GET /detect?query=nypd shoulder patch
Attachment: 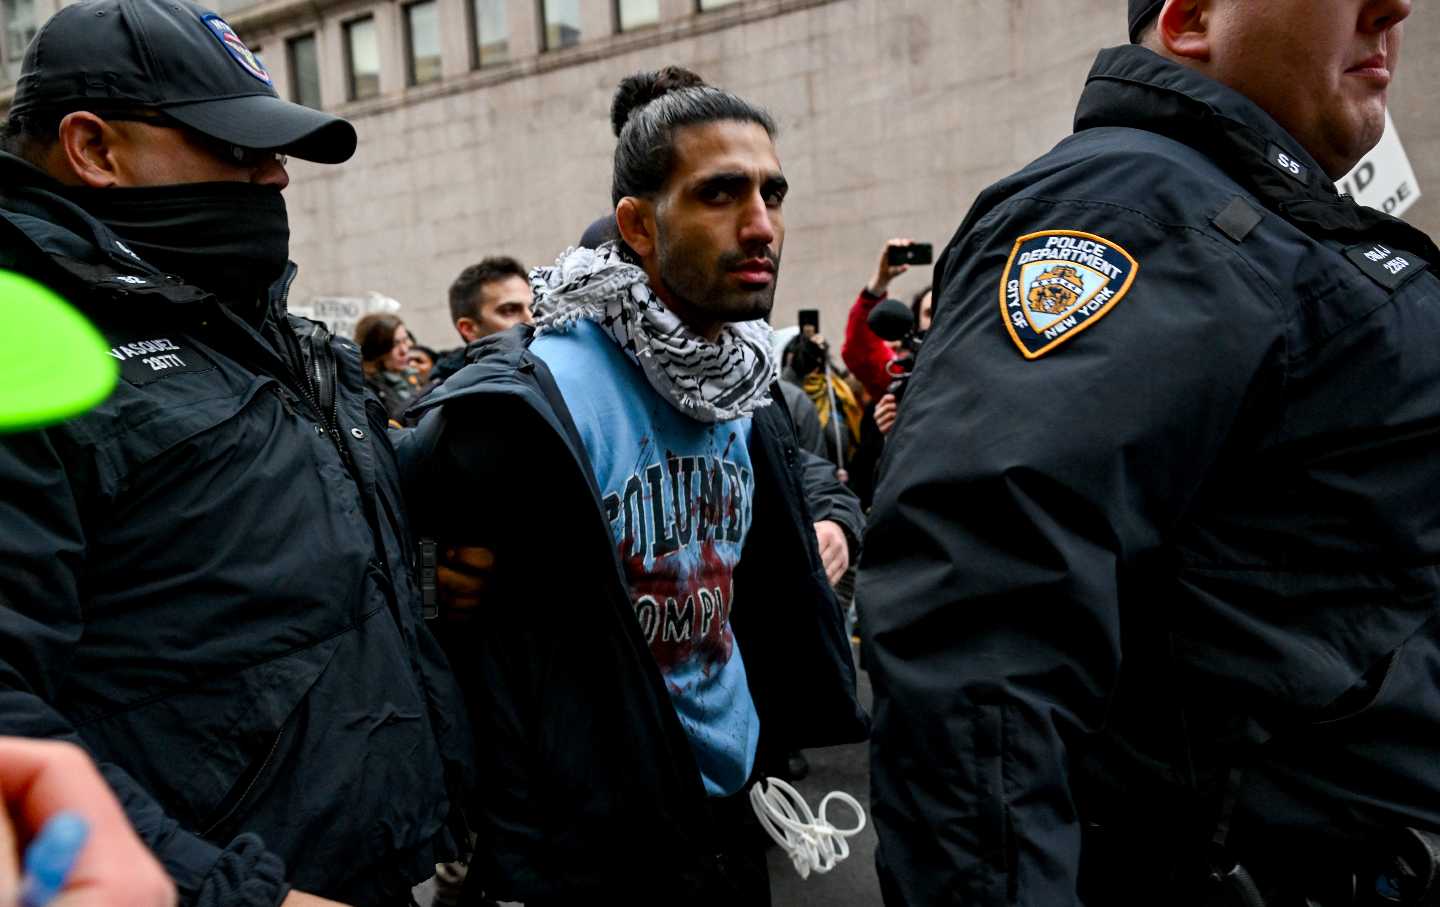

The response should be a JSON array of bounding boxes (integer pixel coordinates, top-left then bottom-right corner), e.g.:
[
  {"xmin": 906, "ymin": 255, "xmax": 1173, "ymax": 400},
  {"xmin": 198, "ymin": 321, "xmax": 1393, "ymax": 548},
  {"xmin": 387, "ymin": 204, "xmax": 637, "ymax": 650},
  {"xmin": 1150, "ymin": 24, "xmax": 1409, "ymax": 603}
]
[
  {"xmin": 999, "ymin": 230, "xmax": 1138, "ymax": 359},
  {"xmin": 201, "ymin": 14, "xmax": 272, "ymax": 86}
]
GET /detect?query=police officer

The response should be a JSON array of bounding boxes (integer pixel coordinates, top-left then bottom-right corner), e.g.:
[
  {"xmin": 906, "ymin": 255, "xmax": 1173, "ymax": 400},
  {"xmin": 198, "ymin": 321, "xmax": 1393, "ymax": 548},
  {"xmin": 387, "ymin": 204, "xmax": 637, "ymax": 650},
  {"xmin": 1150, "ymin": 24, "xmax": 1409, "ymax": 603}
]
[
  {"xmin": 0, "ymin": 2, "xmax": 472, "ymax": 905},
  {"xmin": 859, "ymin": 1, "xmax": 1435, "ymax": 904}
]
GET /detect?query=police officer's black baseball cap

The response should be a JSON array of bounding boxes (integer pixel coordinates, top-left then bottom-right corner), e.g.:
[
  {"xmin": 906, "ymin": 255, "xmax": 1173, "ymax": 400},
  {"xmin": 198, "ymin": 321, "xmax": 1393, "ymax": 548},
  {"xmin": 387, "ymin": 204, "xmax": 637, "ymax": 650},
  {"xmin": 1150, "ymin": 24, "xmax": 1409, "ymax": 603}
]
[
  {"xmin": 1128, "ymin": 0, "xmax": 1165, "ymax": 42},
  {"xmin": 8, "ymin": 0, "xmax": 357, "ymax": 164}
]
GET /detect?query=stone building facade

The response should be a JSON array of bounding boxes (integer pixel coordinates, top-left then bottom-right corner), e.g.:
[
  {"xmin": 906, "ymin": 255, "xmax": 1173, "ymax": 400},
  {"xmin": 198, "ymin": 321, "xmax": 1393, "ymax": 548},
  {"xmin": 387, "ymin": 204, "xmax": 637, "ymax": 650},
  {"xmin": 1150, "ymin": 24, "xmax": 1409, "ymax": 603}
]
[{"xmin": 3, "ymin": 0, "xmax": 1437, "ymax": 346}]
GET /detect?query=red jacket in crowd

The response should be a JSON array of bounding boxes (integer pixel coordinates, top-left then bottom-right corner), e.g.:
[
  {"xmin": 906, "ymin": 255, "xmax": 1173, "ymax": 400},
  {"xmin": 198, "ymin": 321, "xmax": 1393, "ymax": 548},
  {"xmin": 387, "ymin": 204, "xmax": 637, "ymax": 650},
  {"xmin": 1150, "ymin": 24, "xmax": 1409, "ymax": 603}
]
[{"xmin": 842, "ymin": 287, "xmax": 897, "ymax": 402}]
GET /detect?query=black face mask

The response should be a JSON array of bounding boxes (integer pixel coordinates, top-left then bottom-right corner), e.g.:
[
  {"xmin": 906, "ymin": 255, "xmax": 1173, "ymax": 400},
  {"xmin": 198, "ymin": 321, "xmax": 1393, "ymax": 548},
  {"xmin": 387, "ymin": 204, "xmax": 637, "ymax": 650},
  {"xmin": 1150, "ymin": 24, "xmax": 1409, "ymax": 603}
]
[{"xmin": 64, "ymin": 181, "xmax": 290, "ymax": 310}]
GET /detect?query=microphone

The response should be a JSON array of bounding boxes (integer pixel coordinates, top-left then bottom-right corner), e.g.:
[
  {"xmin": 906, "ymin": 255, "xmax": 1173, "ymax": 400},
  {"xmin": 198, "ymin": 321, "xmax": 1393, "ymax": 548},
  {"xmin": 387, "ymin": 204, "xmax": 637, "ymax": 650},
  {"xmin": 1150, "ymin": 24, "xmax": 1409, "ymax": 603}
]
[{"xmin": 866, "ymin": 299, "xmax": 914, "ymax": 342}]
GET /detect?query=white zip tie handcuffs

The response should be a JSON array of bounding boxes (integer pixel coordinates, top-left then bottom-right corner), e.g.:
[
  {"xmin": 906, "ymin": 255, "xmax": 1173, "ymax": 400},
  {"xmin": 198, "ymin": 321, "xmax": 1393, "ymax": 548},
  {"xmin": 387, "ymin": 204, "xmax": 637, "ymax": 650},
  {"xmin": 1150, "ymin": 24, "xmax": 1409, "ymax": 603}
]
[{"xmin": 748, "ymin": 777, "xmax": 867, "ymax": 879}]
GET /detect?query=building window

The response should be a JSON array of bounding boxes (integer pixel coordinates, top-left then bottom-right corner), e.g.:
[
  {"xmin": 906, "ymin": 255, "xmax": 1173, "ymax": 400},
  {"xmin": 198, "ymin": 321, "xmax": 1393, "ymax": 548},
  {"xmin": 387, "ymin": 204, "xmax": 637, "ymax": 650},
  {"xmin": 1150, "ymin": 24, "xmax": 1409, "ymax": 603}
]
[
  {"xmin": 698, "ymin": 0, "xmax": 740, "ymax": 9},
  {"xmin": 405, "ymin": 0, "xmax": 441, "ymax": 86},
  {"xmin": 287, "ymin": 33, "xmax": 321, "ymax": 109},
  {"xmin": 616, "ymin": 0, "xmax": 659, "ymax": 31},
  {"xmin": 471, "ymin": 0, "xmax": 509, "ymax": 67},
  {"xmin": 344, "ymin": 16, "xmax": 380, "ymax": 100},
  {"xmin": 540, "ymin": 0, "xmax": 581, "ymax": 51},
  {"xmin": 1, "ymin": 0, "xmax": 37, "ymax": 83}
]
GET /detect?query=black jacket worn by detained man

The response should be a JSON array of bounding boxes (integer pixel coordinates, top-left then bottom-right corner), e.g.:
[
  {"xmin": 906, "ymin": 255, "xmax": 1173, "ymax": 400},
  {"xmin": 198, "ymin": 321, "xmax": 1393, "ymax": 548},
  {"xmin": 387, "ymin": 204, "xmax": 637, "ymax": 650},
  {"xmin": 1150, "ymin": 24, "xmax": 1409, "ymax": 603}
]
[
  {"xmin": 860, "ymin": 45, "xmax": 1440, "ymax": 906},
  {"xmin": 0, "ymin": 153, "xmax": 474, "ymax": 906},
  {"xmin": 399, "ymin": 326, "xmax": 869, "ymax": 903}
]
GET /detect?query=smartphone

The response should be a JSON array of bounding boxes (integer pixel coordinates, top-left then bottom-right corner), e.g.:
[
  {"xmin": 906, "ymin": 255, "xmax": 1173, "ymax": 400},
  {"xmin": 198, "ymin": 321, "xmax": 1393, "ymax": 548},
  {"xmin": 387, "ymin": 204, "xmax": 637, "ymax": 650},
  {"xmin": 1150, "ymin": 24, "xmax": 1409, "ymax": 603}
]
[
  {"xmin": 798, "ymin": 309, "xmax": 820, "ymax": 336},
  {"xmin": 888, "ymin": 242, "xmax": 934, "ymax": 267}
]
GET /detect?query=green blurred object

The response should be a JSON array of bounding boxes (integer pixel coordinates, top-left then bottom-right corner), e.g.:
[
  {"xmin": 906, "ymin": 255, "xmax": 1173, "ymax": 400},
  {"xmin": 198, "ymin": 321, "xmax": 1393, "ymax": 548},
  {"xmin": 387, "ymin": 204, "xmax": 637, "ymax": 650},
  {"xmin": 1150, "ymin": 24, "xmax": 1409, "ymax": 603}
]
[{"xmin": 0, "ymin": 269, "xmax": 117, "ymax": 432}]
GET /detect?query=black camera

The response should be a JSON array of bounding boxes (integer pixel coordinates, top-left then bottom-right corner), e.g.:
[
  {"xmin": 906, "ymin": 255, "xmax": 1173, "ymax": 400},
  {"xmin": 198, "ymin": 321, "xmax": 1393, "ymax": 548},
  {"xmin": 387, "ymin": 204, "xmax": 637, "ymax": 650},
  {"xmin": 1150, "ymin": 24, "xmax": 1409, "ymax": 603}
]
[
  {"xmin": 884, "ymin": 352, "xmax": 918, "ymax": 401},
  {"xmin": 867, "ymin": 298, "xmax": 923, "ymax": 401}
]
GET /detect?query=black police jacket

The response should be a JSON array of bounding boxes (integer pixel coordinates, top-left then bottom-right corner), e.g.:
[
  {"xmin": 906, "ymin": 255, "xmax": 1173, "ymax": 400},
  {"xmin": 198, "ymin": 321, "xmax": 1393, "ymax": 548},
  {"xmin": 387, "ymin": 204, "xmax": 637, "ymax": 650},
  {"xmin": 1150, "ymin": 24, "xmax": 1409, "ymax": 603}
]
[
  {"xmin": 0, "ymin": 155, "xmax": 473, "ymax": 907},
  {"xmin": 859, "ymin": 46, "xmax": 1440, "ymax": 906},
  {"xmin": 400, "ymin": 326, "xmax": 869, "ymax": 903}
]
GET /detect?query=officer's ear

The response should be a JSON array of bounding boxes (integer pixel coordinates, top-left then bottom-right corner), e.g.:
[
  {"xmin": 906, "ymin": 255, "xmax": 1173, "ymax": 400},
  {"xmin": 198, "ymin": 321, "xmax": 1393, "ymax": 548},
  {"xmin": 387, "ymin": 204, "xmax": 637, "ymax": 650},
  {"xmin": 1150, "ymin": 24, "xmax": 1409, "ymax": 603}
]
[
  {"xmin": 1155, "ymin": 0, "xmax": 1212, "ymax": 63},
  {"xmin": 615, "ymin": 197, "xmax": 658, "ymax": 261},
  {"xmin": 52, "ymin": 111, "xmax": 124, "ymax": 188}
]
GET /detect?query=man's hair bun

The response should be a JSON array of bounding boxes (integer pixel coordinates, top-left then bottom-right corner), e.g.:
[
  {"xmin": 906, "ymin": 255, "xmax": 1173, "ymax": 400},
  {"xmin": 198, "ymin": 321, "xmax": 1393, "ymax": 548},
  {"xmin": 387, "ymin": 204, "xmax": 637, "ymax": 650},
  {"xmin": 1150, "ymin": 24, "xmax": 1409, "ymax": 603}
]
[
  {"xmin": 608, "ymin": 66, "xmax": 774, "ymax": 205},
  {"xmin": 610, "ymin": 66, "xmax": 707, "ymax": 137}
]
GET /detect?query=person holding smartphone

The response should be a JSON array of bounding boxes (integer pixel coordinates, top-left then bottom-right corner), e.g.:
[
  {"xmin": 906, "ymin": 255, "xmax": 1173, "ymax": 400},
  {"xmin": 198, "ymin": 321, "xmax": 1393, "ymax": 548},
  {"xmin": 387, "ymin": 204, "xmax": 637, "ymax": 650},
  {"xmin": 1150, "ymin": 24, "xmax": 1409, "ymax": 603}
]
[{"xmin": 841, "ymin": 238, "xmax": 931, "ymax": 406}]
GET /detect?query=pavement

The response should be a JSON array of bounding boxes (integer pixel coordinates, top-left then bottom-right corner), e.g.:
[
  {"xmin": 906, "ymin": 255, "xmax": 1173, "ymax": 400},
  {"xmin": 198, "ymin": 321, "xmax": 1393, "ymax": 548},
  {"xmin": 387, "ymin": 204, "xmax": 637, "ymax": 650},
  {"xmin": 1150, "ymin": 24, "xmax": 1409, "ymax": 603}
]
[{"xmin": 766, "ymin": 647, "xmax": 881, "ymax": 907}]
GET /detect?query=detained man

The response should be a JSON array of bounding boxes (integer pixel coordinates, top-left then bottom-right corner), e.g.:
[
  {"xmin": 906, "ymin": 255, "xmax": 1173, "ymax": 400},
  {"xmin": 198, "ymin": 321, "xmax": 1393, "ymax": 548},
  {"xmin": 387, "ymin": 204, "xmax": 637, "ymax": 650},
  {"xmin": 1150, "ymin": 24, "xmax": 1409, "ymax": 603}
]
[{"xmin": 404, "ymin": 67, "xmax": 867, "ymax": 905}]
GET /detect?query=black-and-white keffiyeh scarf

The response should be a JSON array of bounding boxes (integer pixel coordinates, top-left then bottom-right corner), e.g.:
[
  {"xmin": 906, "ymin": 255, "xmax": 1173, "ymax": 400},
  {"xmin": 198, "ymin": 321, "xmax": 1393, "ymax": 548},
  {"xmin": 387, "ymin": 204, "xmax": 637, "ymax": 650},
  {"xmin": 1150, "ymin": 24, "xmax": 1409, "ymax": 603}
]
[{"xmin": 531, "ymin": 242, "xmax": 776, "ymax": 423}]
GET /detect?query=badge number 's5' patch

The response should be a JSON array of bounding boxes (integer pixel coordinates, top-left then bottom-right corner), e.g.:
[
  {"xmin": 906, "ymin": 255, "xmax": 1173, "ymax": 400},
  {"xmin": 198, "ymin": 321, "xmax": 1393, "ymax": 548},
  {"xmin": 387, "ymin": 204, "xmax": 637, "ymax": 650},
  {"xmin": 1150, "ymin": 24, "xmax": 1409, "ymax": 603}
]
[{"xmin": 999, "ymin": 229, "xmax": 1139, "ymax": 359}]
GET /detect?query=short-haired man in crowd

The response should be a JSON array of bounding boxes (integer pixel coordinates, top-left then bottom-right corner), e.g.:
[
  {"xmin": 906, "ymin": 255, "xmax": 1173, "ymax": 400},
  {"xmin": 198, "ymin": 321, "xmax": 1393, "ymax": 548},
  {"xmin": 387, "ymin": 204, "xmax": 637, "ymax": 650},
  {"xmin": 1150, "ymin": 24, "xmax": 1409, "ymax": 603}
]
[
  {"xmin": 404, "ymin": 66, "xmax": 867, "ymax": 904},
  {"xmin": 426, "ymin": 257, "xmax": 535, "ymax": 388},
  {"xmin": 451, "ymin": 256, "xmax": 535, "ymax": 342},
  {"xmin": 861, "ymin": 1, "xmax": 1438, "ymax": 905},
  {"xmin": 0, "ymin": 2, "xmax": 474, "ymax": 904}
]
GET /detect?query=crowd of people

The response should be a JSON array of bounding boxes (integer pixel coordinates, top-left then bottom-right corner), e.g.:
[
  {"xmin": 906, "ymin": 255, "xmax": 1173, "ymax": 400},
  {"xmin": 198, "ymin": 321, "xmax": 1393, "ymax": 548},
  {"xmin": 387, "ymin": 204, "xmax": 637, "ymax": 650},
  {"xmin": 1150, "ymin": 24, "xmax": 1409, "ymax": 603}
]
[{"xmin": 0, "ymin": 1, "xmax": 1434, "ymax": 906}]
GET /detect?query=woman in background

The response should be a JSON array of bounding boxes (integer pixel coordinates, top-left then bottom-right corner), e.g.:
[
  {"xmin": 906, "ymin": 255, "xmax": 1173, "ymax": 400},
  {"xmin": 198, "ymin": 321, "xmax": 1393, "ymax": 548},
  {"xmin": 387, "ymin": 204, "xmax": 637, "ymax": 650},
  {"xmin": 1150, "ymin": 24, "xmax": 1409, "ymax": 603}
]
[{"xmin": 355, "ymin": 313, "xmax": 419, "ymax": 422}]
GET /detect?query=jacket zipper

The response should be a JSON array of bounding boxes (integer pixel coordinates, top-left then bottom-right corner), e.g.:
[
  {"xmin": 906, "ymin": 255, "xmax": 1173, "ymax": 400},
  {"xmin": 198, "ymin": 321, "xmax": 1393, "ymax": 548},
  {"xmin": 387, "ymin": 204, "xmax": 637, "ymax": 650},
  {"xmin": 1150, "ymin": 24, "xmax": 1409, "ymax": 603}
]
[
  {"xmin": 313, "ymin": 330, "xmax": 352, "ymax": 475},
  {"xmin": 201, "ymin": 726, "xmax": 283, "ymax": 838},
  {"xmin": 269, "ymin": 278, "xmax": 357, "ymax": 477}
]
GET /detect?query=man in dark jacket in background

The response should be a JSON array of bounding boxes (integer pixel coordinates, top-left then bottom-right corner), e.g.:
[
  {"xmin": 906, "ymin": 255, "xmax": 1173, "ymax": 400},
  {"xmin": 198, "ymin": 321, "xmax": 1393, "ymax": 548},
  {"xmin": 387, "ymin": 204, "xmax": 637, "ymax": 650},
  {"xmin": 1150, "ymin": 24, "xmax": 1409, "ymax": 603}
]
[
  {"xmin": 0, "ymin": 2, "xmax": 473, "ymax": 904},
  {"xmin": 426, "ymin": 256, "xmax": 535, "ymax": 389},
  {"xmin": 405, "ymin": 66, "xmax": 867, "ymax": 905},
  {"xmin": 860, "ymin": 1, "xmax": 1436, "ymax": 905}
]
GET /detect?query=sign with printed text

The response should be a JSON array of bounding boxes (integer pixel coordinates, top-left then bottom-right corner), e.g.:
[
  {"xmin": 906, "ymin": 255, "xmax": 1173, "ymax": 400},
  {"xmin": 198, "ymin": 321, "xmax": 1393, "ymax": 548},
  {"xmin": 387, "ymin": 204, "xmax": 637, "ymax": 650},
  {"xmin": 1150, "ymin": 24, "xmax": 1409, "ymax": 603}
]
[
  {"xmin": 290, "ymin": 292, "xmax": 402, "ymax": 340},
  {"xmin": 1338, "ymin": 112, "xmax": 1421, "ymax": 219}
]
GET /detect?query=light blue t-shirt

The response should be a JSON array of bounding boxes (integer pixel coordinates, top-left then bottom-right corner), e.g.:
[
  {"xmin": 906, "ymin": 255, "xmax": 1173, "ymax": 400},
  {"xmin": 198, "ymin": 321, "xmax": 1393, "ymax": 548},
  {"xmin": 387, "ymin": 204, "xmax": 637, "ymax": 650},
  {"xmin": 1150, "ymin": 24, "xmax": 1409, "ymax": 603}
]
[{"xmin": 531, "ymin": 320, "xmax": 760, "ymax": 796}]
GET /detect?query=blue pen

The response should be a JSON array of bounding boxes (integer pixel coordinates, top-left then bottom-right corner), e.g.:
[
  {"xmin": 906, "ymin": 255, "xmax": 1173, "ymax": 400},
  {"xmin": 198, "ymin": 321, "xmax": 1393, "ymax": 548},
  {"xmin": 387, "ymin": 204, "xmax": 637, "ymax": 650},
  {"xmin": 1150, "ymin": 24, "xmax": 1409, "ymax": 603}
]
[{"xmin": 19, "ymin": 811, "xmax": 89, "ymax": 907}]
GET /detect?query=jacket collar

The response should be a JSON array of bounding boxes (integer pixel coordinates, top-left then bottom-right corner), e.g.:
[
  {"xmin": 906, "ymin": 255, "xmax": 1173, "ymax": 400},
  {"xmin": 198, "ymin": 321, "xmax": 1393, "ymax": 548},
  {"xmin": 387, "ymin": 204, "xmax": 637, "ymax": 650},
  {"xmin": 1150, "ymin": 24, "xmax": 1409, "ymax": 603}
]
[
  {"xmin": 405, "ymin": 324, "xmax": 619, "ymax": 552},
  {"xmin": 1077, "ymin": 45, "xmax": 1439, "ymax": 261},
  {"xmin": 407, "ymin": 324, "xmax": 596, "ymax": 488},
  {"xmin": 409, "ymin": 325, "xmax": 538, "ymax": 416},
  {"xmin": 0, "ymin": 152, "xmax": 174, "ymax": 276},
  {"xmin": 1077, "ymin": 45, "xmax": 1332, "ymax": 195}
]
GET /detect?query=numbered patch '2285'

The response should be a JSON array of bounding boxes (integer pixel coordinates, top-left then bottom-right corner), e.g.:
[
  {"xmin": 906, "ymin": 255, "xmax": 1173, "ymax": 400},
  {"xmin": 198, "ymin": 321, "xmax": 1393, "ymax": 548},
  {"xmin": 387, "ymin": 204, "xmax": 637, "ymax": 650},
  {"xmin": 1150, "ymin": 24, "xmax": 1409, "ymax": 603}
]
[{"xmin": 1000, "ymin": 230, "xmax": 1139, "ymax": 359}]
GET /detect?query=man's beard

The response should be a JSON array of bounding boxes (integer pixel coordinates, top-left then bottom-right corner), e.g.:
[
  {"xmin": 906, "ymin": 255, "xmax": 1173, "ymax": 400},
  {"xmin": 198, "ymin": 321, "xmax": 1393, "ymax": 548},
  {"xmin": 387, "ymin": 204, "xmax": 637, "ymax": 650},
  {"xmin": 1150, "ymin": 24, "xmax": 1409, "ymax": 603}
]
[{"xmin": 656, "ymin": 225, "xmax": 780, "ymax": 326}]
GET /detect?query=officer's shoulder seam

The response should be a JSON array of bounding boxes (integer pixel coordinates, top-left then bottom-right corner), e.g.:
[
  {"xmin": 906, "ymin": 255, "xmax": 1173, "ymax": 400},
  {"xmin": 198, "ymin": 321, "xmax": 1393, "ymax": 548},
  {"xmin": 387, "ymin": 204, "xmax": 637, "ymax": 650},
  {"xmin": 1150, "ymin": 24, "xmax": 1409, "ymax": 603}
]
[
  {"xmin": 1071, "ymin": 125, "xmax": 1221, "ymax": 161},
  {"xmin": 984, "ymin": 194, "xmax": 1292, "ymax": 376},
  {"xmin": 1065, "ymin": 127, "xmax": 1233, "ymax": 180},
  {"xmin": 1055, "ymin": 131, "xmax": 1259, "ymax": 216},
  {"xmin": 1016, "ymin": 195, "xmax": 1288, "ymax": 316}
]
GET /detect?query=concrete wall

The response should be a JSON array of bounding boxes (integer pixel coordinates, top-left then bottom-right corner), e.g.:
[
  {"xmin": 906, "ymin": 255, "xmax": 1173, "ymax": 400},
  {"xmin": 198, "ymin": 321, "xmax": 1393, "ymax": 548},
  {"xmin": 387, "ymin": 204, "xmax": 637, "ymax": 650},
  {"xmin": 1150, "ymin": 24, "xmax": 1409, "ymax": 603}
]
[
  {"xmin": 1385, "ymin": 11, "xmax": 1440, "ymax": 236},
  {"xmin": 246, "ymin": 0, "xmax": 1440, "ymax": 348}
]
